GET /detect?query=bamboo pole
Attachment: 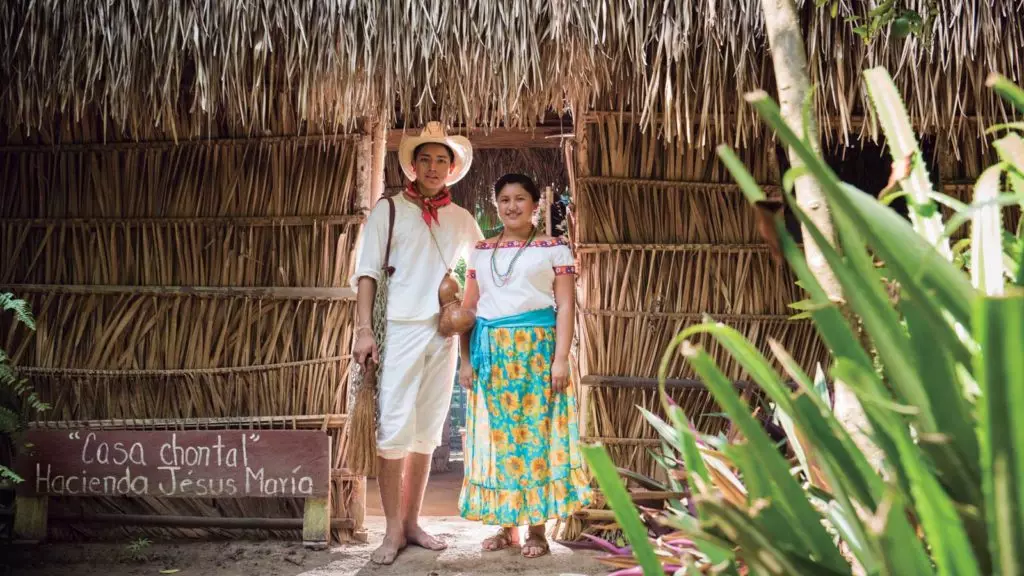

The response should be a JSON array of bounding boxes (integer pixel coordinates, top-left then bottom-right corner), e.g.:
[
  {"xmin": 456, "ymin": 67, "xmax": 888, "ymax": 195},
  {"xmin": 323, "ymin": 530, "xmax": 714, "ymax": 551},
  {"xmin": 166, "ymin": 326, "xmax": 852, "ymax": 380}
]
[
  {"xmin": 370, "ymin": 122, "xmax": 388, "ymax": 205},
  {"xmin": 3, "ymin": 285, "xmax": 356, "ymax": 300},
  {"xmin": 544, "ymin": 185, "xmax": 553, "ymax": 236},
  {"xmin": 29, "ymin": 414, "xmax": 348, "ymax": 430},
  {"xmin": 2, "ymin": 216, "xmax": 362, "ymax": 227}
]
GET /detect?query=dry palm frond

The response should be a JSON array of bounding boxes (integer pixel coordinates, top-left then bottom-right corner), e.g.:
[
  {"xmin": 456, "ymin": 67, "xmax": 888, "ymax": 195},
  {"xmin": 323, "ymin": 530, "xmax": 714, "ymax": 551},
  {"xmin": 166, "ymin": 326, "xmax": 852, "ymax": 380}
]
[{"xmin": 0, "ymin": 1, "xmax": 1019, "ymax": 155}]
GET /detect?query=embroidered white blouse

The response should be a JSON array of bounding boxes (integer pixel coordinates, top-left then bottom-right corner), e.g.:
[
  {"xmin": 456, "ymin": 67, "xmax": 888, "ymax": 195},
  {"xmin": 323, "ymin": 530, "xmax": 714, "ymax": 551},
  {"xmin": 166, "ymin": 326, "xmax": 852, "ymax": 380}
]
[
  {"xmin": 350, "ymin": 194, "xmax": 483, "ymax": 322},
  {"xmin": 468, "ymin": 237, "xmax": 576, "ymax": 320}
]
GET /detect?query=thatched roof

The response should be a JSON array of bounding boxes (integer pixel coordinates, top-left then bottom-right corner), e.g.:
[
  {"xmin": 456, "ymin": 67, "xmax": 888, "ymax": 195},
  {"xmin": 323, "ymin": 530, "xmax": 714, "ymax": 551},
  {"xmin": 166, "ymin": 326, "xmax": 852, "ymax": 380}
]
[{"xmin": 1, "ymin": 2, "xmax": 1020, "ymax": 149}]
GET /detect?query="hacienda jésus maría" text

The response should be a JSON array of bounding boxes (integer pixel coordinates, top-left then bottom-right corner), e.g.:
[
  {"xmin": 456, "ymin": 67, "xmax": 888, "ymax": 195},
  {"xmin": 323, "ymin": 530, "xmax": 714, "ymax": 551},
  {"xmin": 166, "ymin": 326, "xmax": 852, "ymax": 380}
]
[{"xmin": 33, "ymin": 432, "xmax": 316, "ymax": 497}]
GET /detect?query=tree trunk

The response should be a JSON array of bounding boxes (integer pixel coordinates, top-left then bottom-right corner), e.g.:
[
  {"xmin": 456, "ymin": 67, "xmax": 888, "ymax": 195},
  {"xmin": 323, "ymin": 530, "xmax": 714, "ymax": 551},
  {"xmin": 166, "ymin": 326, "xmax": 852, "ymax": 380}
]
[{"xmin": 759, "ymin": 0, "xmax": 884, "ymax": 472}]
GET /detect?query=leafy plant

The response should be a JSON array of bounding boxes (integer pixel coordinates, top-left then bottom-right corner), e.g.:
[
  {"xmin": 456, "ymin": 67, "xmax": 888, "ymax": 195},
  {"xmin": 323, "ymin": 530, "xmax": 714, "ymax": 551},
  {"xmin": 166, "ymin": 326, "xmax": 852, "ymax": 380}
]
[
  {"xmin": 124, "ymin": 537, "xmax": 153, "ymax": 562},
  {"xmin": 582, "ymin": 68, "xmax": 1024, "ymax": 575},
  {"xmin": 0, "ymin": 293, "xmax": 48, "ymax": 487}
]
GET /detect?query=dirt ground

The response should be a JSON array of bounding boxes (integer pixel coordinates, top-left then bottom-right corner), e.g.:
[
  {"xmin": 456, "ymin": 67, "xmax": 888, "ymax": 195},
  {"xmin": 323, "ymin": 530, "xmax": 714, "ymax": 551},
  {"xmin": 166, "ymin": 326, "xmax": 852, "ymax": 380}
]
[
  {"xmin": 5, "ymin": 469, "xmax": 609, "ymax": 576},
  {"xmin": 5, "ymin": 517, "xmax": 607, "ymax": 576}
]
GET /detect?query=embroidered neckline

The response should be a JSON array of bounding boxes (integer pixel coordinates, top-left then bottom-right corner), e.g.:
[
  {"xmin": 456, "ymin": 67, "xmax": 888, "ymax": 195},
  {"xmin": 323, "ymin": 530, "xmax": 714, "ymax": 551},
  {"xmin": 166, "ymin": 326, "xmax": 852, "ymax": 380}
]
[{"xmin": 475, "ymin": 237, "xmax": 568, "ymax": 250}]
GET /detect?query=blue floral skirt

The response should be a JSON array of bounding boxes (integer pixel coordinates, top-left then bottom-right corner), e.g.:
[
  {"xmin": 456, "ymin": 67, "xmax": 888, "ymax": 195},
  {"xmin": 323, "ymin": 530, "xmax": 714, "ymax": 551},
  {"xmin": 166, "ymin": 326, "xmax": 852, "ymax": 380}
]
[{"xmin": 457, "ymin": 325, "xmax": 592, "ymax": 527}]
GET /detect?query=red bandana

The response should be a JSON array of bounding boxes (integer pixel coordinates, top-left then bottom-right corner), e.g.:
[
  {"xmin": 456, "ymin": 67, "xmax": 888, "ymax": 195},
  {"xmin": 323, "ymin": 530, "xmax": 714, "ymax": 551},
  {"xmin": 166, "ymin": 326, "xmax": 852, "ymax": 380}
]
[{"xmin": 404, "ymin": 182, "xmax": 452, "ymax": 227}]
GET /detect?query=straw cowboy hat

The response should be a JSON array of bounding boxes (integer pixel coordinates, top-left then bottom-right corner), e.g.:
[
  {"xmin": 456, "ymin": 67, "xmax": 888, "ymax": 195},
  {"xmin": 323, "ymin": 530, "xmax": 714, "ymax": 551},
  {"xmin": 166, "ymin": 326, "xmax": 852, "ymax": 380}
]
[{"xmin": 398, "ymin": 121, "xmax": 473, "ymax": 185}]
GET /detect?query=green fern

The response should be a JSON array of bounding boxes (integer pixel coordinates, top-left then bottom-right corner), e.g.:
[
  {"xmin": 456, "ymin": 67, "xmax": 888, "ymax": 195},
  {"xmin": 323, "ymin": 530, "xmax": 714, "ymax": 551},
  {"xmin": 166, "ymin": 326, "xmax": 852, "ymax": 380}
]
[
  {"xmin": 0, "ymin": 293, "xmax": 46, "ymax": 486},
  {"xmin": 0, "ymin": 292, "xmax": 35, "ymax": 330}
]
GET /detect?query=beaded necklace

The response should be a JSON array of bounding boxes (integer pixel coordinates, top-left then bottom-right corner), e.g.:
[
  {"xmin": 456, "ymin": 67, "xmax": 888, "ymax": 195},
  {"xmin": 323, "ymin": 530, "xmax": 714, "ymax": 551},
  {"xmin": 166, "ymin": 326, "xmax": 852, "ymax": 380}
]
[{"xmin": 489, "ymin": 226, "xmax": 537, "ymax": 287}]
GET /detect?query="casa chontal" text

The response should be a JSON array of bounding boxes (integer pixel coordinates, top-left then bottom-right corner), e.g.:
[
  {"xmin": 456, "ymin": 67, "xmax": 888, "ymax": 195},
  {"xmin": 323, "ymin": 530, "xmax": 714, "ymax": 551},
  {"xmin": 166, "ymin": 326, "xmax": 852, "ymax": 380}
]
[{"xmin": 33, "ymin": 432, "xmax": 316, "ymax": 497}]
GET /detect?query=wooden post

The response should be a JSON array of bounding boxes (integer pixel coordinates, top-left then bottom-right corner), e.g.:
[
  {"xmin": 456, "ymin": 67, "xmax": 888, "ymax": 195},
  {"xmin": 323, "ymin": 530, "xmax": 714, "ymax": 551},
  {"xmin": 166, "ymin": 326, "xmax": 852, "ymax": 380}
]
[
  {"xmin": 544, "ymin": 185, "xmax": 553, "ymax": 237},
  {"xmin": 356, "ymin": 120, "xmax": 375, "ymax": 212},
  {"xmin": 302, "ymin": 436, "xmax": 332, "ymax": 550},
  {"xmin": 571, "ymin": 131, "xmax": 592, "ymax": 449},
  {"xmin": 302, "ymin": 497, "xmax": 330, "ymax": 550},
  {"xmin": 370, "ymin": 122, "xmax": 387, "ymax": 205},
  {"xmin": 13, "ymin": 495, "xmax": 48, "ymax": 542}
]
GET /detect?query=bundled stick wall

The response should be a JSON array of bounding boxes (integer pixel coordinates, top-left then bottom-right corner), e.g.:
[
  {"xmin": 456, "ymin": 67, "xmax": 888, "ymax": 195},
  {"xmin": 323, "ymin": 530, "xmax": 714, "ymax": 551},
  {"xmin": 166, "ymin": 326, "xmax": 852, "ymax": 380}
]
[
  {"xmin": 0, "ymin": 135, "xmax": 367, "ymax": 542},
  {"xmin": 558, "ymin": 115, "xmax": 827, "ymax": 540}
]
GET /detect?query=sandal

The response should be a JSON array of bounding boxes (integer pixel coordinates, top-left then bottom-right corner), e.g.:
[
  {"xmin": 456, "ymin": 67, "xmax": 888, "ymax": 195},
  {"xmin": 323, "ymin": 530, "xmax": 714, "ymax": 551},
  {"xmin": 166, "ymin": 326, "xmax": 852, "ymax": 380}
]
[
  {"xmin": 481, "ymin": 528, "xmax": 514, "ymax": 552},
  {"xmin": 522, "ymin": 532, "xmax": 550, "ymax": 558}
]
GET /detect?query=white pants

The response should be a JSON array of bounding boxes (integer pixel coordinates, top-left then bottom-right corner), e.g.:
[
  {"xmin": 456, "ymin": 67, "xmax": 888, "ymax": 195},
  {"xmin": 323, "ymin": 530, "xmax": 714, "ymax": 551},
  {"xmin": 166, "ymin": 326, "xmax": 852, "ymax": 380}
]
[{"xmin": 377, "ymin": 319, "xmax": 457, "ymax": 459}]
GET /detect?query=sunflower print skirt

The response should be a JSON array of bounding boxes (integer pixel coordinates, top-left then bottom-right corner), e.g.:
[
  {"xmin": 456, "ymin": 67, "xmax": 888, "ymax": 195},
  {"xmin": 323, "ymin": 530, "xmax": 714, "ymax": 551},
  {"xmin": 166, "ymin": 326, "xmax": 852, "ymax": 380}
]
[{"xmin": 458, "ymin": 325, "xmax": 592, "ymax": 527}]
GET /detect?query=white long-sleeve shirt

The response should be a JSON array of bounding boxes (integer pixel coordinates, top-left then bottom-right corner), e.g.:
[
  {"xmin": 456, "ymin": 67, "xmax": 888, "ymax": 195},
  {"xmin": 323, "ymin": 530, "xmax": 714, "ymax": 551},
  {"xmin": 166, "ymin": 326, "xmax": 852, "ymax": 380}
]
[{"xmin": 350, "ymin": 193, "xmax": 483, "ymax": 322}]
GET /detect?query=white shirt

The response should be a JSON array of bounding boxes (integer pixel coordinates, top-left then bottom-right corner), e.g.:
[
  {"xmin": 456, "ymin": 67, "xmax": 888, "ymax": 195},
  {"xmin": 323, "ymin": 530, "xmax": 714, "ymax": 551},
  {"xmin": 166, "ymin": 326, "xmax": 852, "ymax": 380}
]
[
  {"xmin": 350, "ymin": 194, "xmax": 483, "ymax": 322},
  {"xmin": 469, "ymin": 237, "xmax": 576, "ymax": 320}
]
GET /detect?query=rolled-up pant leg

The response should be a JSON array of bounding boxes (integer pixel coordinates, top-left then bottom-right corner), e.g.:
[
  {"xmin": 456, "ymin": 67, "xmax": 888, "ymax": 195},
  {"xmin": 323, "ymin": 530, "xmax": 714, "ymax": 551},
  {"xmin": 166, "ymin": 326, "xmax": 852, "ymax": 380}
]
[{"xmin": 376, "ymin": 320, "xmax": 457, "ymax": 459}]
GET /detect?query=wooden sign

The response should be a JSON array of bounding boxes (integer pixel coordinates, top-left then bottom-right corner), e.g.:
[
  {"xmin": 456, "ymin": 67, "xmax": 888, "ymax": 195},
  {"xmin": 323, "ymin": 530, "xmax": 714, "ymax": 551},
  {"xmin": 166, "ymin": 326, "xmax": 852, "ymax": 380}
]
[{"xmin": 15, "ymin": 429, "xmax": 330, "ymax": 499}]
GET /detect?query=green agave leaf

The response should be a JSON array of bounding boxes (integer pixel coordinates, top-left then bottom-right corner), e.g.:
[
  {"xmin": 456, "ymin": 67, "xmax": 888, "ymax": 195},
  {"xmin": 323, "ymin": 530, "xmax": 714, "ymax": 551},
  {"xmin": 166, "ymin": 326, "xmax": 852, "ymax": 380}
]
[
  {"xmin": 832, "ymin": 360, "xmax": 984, "ymax": 576},
  {"xmin": 640, "ymin": 404, "xmax": 681, "ymax": 447},
  {"xmin": 1015, "ymin": 180, "xmax": 1024, "ymax": 287},
  {"xmin": 987, "ymin": 73, "xmax": 1024, "ymax": 114},
  {"xmin": 696, "ymin": 497, "xmax": 842, "ymax": 576},
  {"xmin": 580, "ymin": 445, "xmax": 665, "ymax": 576},
  {"xmin": 812, "ymin": 364, "xmax": 832, "ymax": 407},
  {"xmin": 970, "ymin": 165, "xmax": 1010, "ymax": 296},
  {"xmin": 773, "ymin": 405, "xmax": 811, "ymax": 484},
  {"xmin": 993, "ymin": 133, "xmax": 1024, "ymax": 171},
  {"xmin": 717, "ymin": 146, "xmax": 768, "ymax": 203},
  {"xmin": 661, "ymin": 404, "xmax": 712, "ymax": 497},
  {"xmin": 714, "ymin": 144, "xmax": 876, "ymax": 372},
  {"xmin": 768, "ymin": 342, "xmax": 882, "ymax": 504},
  {"xmin": 863, "ymin": 67, "xmax": 948, "ymax": 257},
  {"xmin": 974, "ymin": 295, "xmax": 1024, "ymax": 576},
  {"xmin": 902, "ymin": 294, "xmax": 981, "ymax": 500},
  {"xmin": 742, "ymin": 92, "xmax": 975, "ymax": 329},
  {"xmin": 682, "ymin": 344, "xmax": 849, "ymax": 572},
  {"xmin": 943, "ymin": 191, "xmax": 1024, "ymax": 241},
  {"xmin": 985, "ymin": 122, "xmax": 1024, "ymax": 135},
  {"xmin": 786, "ymin": 186, "xmax": 940, "ymax": 430},
  {"xmin": 770, "ymin": 344, "xmax": 932, "ymax": 575},
  {"xmin": 784, "ymin": 165, "xmax": 812, "ymax": 195}
]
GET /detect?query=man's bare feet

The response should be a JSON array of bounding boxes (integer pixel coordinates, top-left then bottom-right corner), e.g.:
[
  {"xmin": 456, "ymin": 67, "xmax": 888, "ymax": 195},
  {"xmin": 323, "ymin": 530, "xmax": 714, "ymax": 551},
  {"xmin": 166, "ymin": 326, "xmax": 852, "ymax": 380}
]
[
  {"xmin": 481, "ymin": 527, "xmax": 515, "ymax": 551},
  {"xmin": 406, "ymin": 523, "xmax": 448, "ymax": 551},
  {"xmin": 370, "ymin": 532, "xmax": 407, "ymax": 565}
]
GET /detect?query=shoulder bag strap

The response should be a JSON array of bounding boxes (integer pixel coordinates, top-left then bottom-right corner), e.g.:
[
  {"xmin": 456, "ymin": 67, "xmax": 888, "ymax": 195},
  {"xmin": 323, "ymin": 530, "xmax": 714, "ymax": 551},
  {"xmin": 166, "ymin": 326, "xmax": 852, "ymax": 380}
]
[{"xmin": 383, "ymin": 197, "xmax": 396, "ymax": 276}]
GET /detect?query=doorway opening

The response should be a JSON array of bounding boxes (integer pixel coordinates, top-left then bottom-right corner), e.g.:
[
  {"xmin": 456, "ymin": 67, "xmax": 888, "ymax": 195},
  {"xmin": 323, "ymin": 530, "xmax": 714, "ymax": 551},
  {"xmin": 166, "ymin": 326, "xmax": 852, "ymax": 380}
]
[{"xmin": 365, "ymin": 123, "xmax": 574, "ymax": 517}]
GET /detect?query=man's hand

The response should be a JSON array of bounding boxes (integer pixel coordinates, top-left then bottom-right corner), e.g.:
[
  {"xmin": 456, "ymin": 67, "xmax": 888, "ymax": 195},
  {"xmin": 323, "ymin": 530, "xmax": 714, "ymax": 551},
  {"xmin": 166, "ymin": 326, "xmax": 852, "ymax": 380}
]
[
  {"xmin": 459, "ymin": 363, "xmax": 475, "ymax": 390},
  {"xmin": 551, "ymin": 356, "xmax": 570, "ymax": 393},
  {"xmin": 354, "ymin": 330, "xmax": 379, "ymax": 369}
]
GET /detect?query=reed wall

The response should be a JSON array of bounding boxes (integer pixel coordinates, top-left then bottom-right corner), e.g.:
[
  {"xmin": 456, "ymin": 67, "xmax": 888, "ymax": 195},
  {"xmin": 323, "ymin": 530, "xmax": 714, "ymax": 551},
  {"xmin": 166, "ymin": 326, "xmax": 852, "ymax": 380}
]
[{"xmin": 0, "ymin": 130, "xmax": 368, "ymax": 542}]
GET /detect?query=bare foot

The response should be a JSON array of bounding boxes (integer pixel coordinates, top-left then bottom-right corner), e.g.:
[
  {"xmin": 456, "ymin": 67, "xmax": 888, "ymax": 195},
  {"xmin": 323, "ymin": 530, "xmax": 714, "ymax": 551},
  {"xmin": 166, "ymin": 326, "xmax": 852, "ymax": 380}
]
[
  {"xmin": 481, "ymin": 528, "xmax": 515, "ymax": 551},
  {"xmin": 522, "ymin": 530, "xmax": 550, "ymax": 559},
  {"xmin": 370, "ymin": 533, "xmax": 406, "ymax": 565},
  {"xmin": 406, "ymin": 524, "xmax": 448, "ymax": 551}
]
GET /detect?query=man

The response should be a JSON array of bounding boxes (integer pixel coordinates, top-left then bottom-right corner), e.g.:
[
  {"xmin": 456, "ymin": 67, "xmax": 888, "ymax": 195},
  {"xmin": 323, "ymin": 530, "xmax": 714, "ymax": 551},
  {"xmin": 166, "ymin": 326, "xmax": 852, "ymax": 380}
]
[{"xmin": 350, "ymin": 122, "xmax": 483, "ymax": 565}]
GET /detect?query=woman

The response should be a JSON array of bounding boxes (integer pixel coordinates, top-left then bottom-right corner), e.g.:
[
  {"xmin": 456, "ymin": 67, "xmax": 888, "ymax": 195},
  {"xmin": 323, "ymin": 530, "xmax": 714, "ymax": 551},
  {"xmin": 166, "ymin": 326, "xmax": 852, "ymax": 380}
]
[{"xmin": 456, "ymin": 173, "xmax": 592, "ymax": 558}]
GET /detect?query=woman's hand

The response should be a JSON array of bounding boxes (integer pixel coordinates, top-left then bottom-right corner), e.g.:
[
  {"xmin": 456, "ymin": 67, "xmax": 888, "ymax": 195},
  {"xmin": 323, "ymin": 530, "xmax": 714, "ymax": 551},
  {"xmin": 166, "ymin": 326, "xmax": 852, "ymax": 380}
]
[
  {"xmin": 551, "ymin": 356, "xmax": 570, "ymax": 393},
  {"xmin": 459, "ymin": 363, "xmax": 475, "ymax": 390}
]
